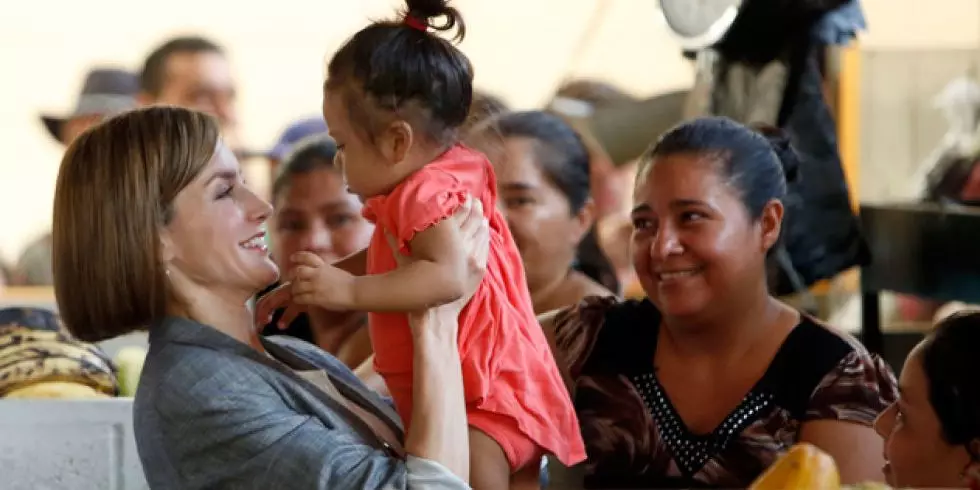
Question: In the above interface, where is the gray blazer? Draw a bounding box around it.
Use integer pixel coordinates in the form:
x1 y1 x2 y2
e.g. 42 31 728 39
134 316 466 490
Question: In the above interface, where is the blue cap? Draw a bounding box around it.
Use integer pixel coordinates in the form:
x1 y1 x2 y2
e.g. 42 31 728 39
267 117 328 161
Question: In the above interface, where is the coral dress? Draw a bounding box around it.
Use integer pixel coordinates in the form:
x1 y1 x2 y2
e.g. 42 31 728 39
362 144 586 469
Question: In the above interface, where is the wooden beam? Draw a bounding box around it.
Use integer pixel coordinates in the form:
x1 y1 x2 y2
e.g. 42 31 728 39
809 43 862 297
838 41 862 210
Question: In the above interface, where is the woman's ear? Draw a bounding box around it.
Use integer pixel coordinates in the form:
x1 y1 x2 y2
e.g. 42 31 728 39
159 229 176 266
759 199 784 253
381 120 414 166
570 199 597 247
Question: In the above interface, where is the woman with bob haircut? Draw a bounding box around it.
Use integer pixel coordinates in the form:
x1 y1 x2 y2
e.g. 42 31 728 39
52 105 489 489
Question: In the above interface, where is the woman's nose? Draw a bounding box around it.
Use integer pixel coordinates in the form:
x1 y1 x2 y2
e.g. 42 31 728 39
873 403 895 438
301 226 333 257
650 225 682 261
245 189 273 223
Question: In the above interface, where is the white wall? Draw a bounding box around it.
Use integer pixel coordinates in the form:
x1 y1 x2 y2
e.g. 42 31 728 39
0 0 693 261
861 0 980 50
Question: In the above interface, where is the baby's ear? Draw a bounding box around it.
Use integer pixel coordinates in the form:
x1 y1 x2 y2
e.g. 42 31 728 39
381 120 414 166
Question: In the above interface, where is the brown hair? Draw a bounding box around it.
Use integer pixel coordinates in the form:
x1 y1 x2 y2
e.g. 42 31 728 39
52 106 219 342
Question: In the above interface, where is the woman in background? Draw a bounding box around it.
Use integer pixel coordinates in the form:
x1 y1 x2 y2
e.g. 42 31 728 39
874 311 980 489
470 110 617 312
261 134 375 369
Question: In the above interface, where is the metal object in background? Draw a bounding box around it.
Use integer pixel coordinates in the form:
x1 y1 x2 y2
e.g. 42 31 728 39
860 203 980 354
554 90 690 167
658 0 742 50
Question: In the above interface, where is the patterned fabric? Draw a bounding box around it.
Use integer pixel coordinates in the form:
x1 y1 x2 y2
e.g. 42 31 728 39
0 307 66 333
551 296 898 489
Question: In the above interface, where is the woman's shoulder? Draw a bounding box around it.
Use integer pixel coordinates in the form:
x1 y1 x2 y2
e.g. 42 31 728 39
777 315 883 376
547 295 659 378
768 315 898 421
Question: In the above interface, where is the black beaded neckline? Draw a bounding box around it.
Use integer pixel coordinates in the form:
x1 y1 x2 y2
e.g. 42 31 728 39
630 372 776 477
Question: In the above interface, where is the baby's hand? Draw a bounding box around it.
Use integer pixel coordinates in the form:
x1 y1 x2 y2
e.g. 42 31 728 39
289 251 357 311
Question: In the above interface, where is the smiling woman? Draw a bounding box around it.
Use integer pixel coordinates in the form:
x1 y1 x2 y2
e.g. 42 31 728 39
49 105 486 489
543 117 896 489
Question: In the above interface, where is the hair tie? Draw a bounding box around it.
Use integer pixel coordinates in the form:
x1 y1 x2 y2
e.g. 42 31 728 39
403 14 427 32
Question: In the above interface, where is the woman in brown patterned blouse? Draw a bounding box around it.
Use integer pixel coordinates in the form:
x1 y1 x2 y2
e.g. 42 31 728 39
542 117 897 488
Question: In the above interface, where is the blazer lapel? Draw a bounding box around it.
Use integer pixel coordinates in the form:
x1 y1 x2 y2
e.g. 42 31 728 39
261 340 404 438
151 317 404 457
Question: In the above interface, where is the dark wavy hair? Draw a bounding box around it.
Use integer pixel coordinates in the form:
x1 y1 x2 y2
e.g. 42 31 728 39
920 311 980 457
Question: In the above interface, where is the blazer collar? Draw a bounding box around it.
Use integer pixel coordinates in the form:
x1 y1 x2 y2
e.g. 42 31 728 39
149 315 255 356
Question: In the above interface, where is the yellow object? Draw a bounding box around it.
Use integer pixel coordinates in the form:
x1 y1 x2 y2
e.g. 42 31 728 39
114 346 148 397
837 42 861 211
842 483 891 490
749 443 841 490
4 381 110 399
0 326 118 397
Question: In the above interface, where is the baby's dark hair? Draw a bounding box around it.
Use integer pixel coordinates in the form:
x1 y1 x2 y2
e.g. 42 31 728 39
325 0 473 146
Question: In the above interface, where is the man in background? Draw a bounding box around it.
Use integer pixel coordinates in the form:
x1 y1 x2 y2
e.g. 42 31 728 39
41 68 139 146
138 36 242 152
14 68 139 286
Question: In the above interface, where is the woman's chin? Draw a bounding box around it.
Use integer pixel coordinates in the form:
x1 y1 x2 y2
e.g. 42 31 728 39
651 291 709 318
251 260 280 290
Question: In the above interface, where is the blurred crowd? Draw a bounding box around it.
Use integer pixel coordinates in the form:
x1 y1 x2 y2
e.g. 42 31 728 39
0 34 639 300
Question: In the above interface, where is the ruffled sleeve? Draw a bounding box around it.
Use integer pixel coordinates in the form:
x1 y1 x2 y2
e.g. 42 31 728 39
804 349 899 426
364 167 467 256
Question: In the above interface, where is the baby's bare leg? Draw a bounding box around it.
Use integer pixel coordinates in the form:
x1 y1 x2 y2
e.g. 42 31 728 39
510 462 542 490
468 427 510 490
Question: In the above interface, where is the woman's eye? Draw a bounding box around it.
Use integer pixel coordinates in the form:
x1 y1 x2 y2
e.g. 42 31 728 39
681 211 705 222
327 214 356 228
632 218 653 230
505 196 534 208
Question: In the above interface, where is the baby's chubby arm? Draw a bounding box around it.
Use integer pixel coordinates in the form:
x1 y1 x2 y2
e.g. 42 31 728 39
253 249 367 326
257 202 478 317
268 219 467 313
334 248 368 276
350 219 467 312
